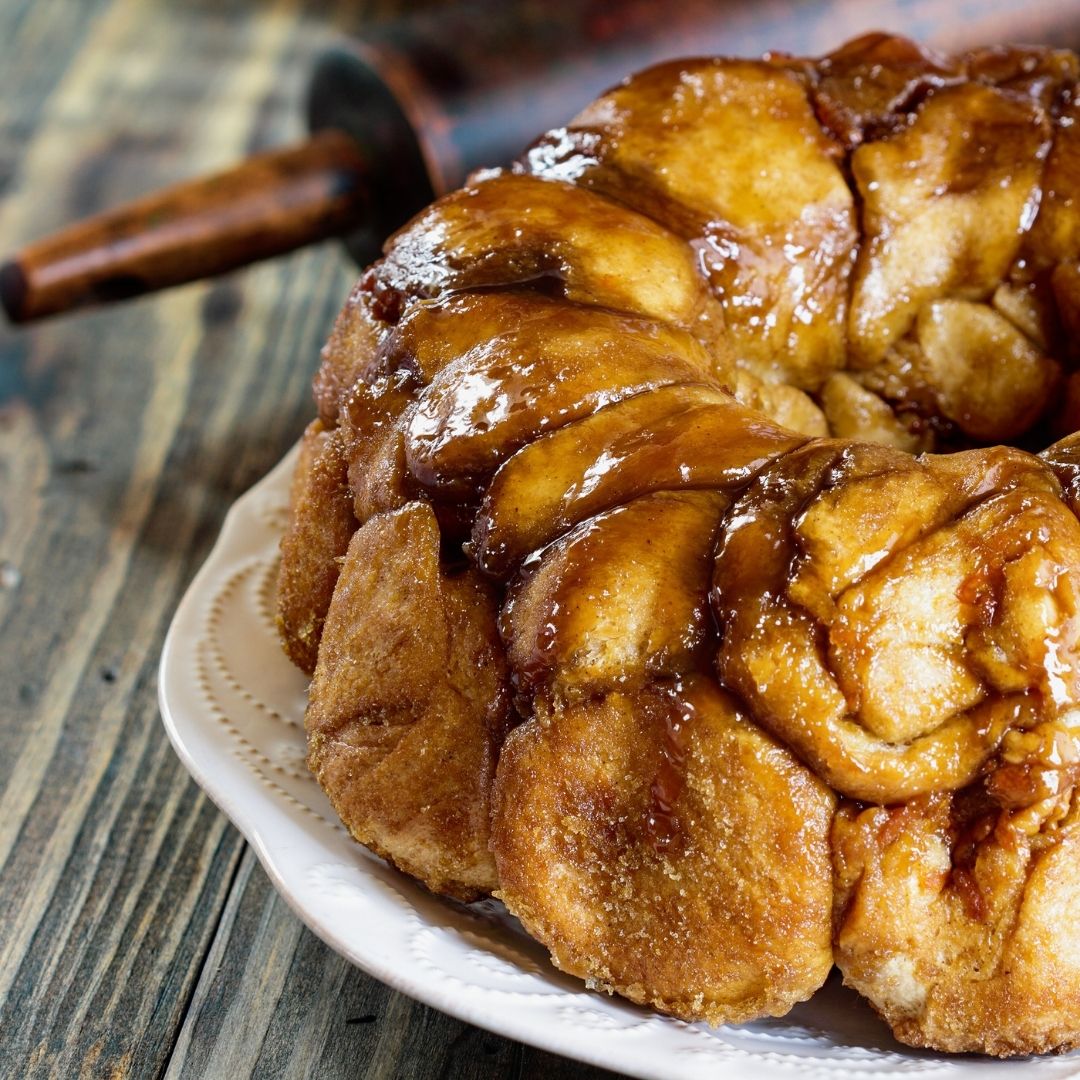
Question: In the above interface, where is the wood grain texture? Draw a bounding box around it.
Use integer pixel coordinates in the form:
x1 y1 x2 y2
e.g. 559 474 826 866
2 1 1080 1078
165 849 617 1080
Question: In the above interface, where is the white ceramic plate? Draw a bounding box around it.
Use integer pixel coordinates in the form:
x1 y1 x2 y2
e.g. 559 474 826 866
159 447 1080 1080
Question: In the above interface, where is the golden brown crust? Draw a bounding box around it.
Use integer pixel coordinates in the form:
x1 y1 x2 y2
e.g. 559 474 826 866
312 280 385 426
276 421 357 674
372 172 732 364
306 503 511 900
715 441 1080 803
492 677 836 1025
811 33 962 148
526 57 857 391
504 489 728 701
848 82 1050 369
833 775 1080 1056
277 34 1080 1053
472 385 804 579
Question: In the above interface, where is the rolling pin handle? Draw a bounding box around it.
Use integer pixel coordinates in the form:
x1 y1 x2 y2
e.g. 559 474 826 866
1 129 370 324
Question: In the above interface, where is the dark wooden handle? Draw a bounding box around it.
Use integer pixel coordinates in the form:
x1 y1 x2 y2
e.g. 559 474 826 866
0 129 369 323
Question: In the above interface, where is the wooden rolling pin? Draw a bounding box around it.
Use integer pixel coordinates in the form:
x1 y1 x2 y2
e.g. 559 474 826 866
0 133 370 323
4 0 1077 324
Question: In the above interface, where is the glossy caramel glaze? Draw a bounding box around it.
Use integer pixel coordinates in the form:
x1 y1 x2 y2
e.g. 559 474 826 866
277 34 1080 1053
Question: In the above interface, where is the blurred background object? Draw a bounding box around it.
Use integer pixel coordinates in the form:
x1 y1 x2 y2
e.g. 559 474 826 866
2 2 1080 1078
4 0 1080 324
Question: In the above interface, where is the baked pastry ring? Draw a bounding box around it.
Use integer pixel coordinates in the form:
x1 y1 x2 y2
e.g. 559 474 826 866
278 33 1080 1054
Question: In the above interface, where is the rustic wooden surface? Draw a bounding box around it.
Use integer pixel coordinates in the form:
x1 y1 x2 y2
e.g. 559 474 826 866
2 2 1079 1078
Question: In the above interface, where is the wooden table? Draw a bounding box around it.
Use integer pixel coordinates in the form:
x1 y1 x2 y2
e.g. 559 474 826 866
2 2 1078 1077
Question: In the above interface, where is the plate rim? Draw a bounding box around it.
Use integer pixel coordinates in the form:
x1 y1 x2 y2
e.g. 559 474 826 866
158 444 1080 1080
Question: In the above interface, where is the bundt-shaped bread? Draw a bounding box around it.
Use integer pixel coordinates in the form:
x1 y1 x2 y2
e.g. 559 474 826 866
277 33 1080 1054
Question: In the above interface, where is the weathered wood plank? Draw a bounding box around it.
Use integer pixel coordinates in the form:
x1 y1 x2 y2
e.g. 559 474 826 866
5 1 1080 1078
0 1 357 1076
0 0 114 198
165 849 619 1080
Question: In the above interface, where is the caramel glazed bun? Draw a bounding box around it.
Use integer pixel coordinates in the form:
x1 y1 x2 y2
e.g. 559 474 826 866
276 33 1080 1055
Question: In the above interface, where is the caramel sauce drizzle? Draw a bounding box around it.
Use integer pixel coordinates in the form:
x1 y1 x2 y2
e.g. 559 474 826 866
644 683 695 853
947 719 1080 921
